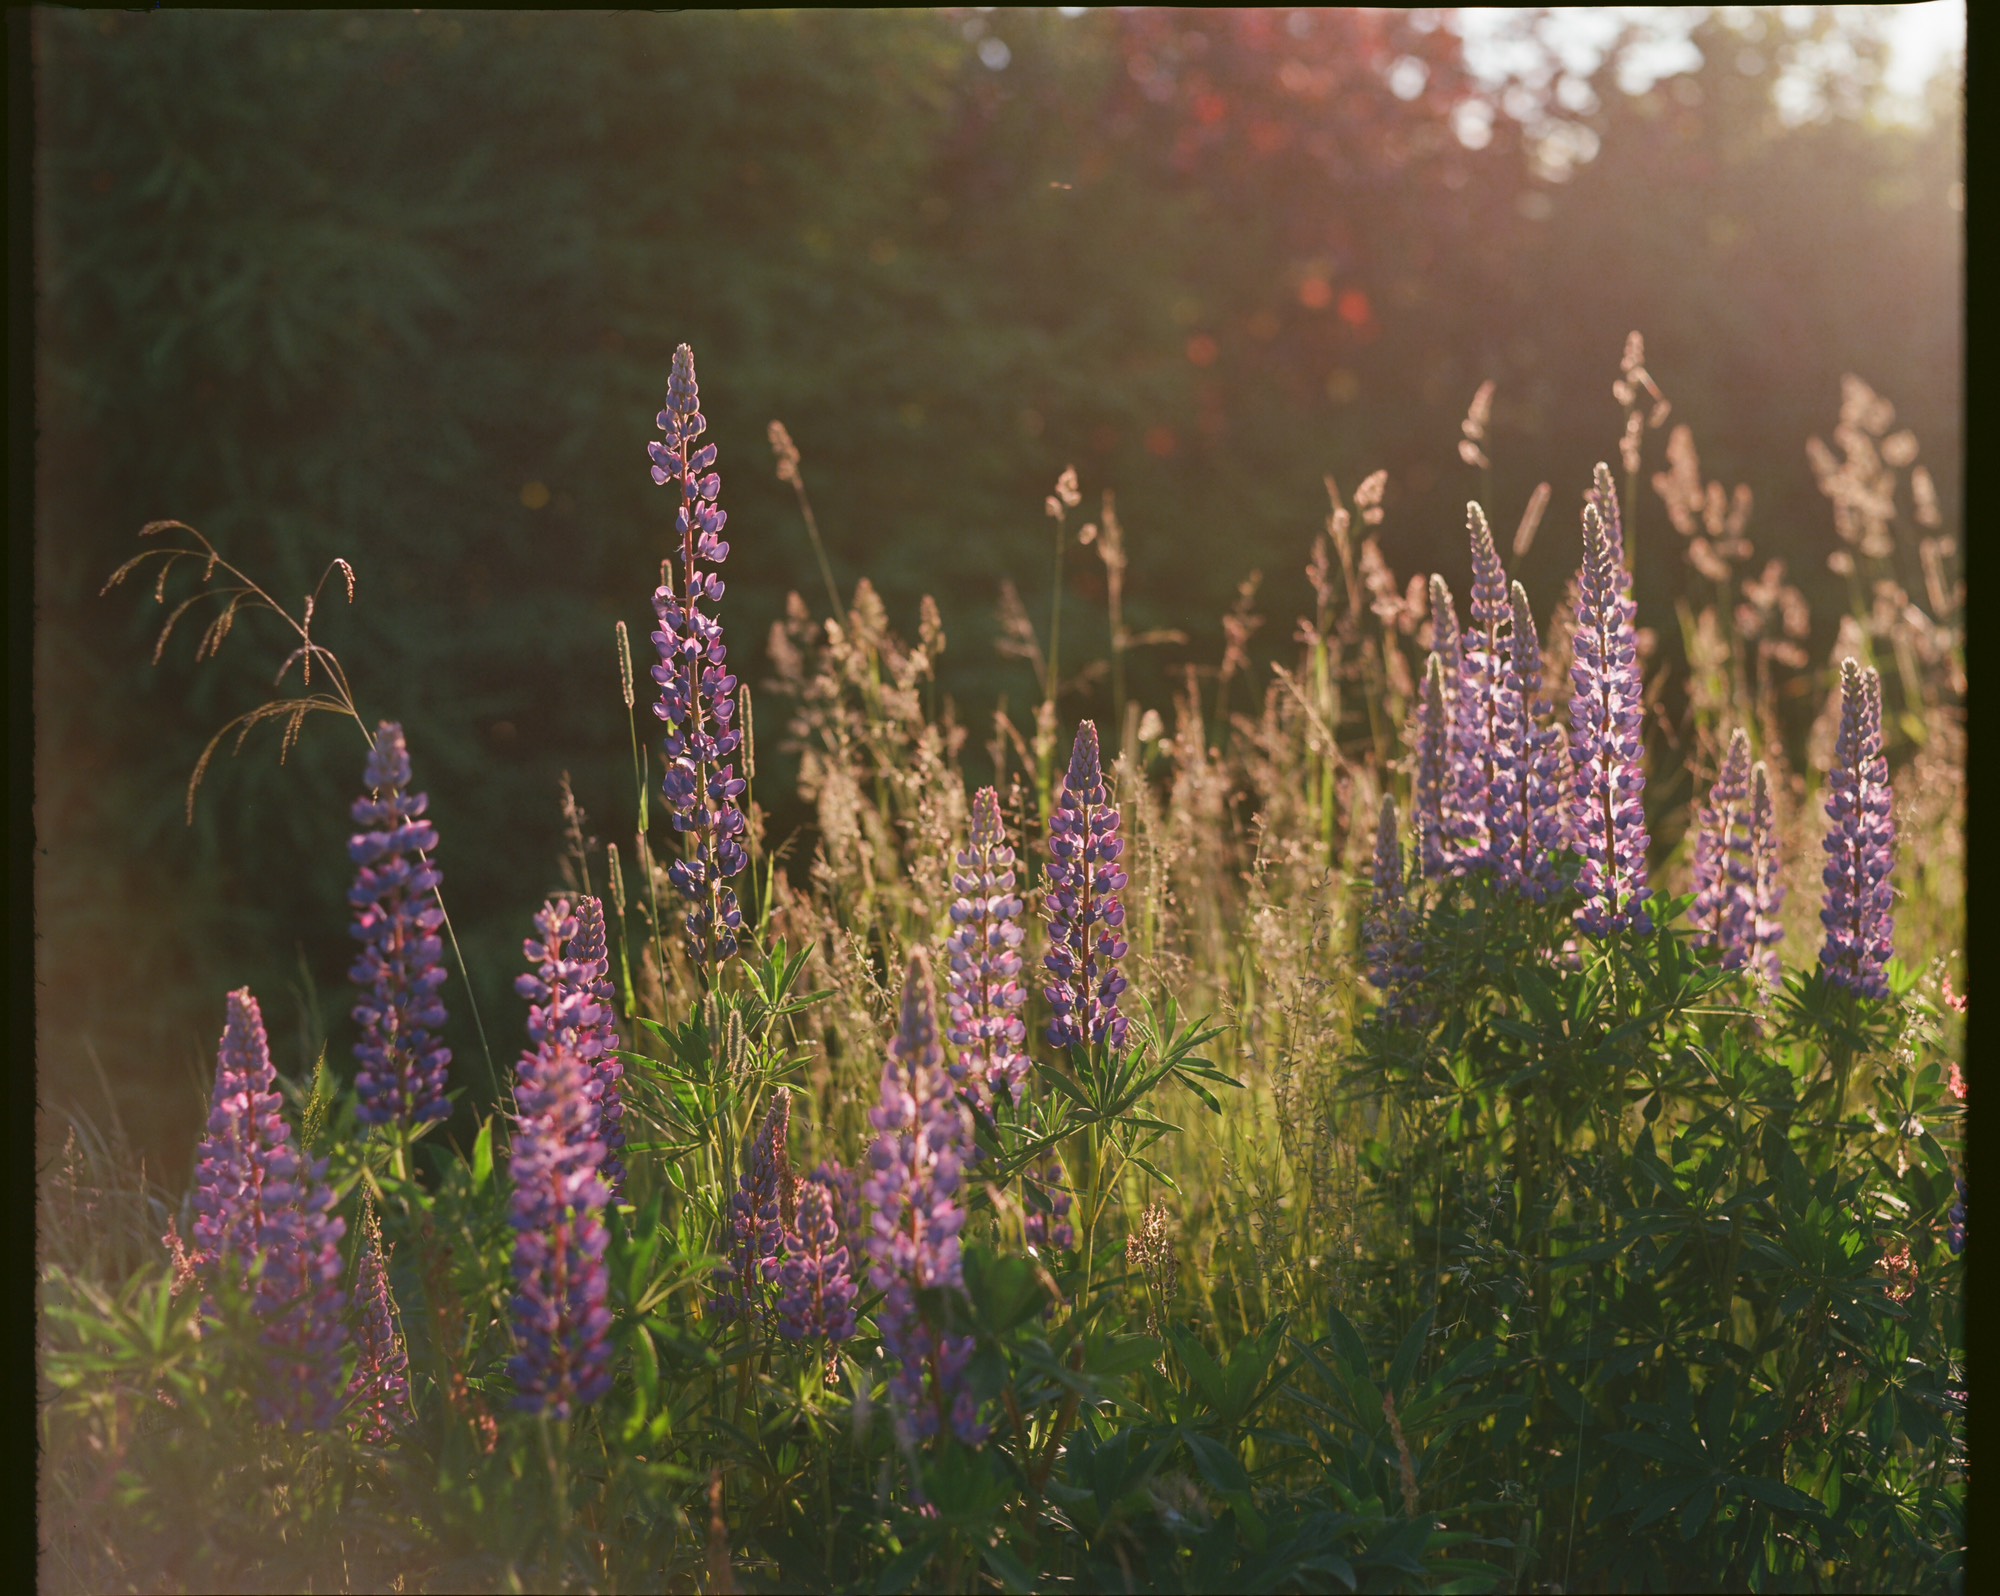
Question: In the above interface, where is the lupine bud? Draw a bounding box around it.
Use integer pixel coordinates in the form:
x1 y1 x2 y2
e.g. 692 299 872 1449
1947 1176 1966 1256
1490 582 1569 901
1043 723 1130 1054
348 723 452 1126
1460 505 1512 864
649 344 748 968
863 951 987 1450
189 989 348 1430
1818 659 1896 998
347 1209 412 1445
1414 654 1454 880
946 787 1029 1110
777 1179 857 1344
1568 496 1652 936
507 1041 614 1418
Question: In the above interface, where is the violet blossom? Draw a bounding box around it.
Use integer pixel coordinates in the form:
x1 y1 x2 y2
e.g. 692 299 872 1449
1818 658 1896 998
346 1209 412 1445
946 786 1029 1110
187 988 348 1431
1490 582 1569 902
863 949 987 1450
518 896 625 1198
1691 729 1753 960
715 1087 794 1324
1043 722 1130 1054
1568 497 1652 936
507 1040 614 1418
348 722 452 1126
648 344 748 968
777 1178 858 1345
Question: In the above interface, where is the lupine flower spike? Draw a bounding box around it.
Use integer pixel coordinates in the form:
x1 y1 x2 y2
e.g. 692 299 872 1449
1425 574 1482 871
1818 658 1896 998
716 1087 794 1323
1414 654 1454 881
347 1207 412 1444
649 344 749 968
1460 505 1512 864
1490 582 1568 901
1691 730 1753 959
946 786 1029 1110
863 950 987 1450
188 989 348 1430
518 896 625 1198
348 722 452 1127
777 1178 858 1345
1568 497 1652 936
1044 722 1130 1054
508 1039 614 1418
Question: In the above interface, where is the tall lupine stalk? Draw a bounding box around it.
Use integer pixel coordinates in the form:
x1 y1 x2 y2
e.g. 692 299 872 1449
648 343 748 971
1568 498 1653 936
507 1040 614 1419
715 1087 793 1324
1818 659 1896 999
1461 505 1512 865
945 786 1029 1110
1363 795 1426 1025
1490 582 1569 902
186 989 348 1431
1044 722 1130 1055
518 896 625 1199
348 722 452 1127
1743 762 1785 993
347 1207 412 1445
864 950 987 1452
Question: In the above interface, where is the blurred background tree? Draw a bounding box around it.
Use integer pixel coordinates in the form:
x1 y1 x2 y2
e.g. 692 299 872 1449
32 7 1959 1182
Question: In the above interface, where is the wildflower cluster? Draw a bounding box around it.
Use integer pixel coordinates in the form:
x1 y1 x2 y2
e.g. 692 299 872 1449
348 722 452 1126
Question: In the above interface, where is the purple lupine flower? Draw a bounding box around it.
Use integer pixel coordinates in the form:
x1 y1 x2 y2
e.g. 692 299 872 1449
811 1158 865 1266
347 1210 412 1445
1044 722 1130 1055
1691 729 1753 960
1947 1176 1965 1256
1744 761 1785 992
507 1040 614 1418
715 1087 794 1324
1568 498 1652 936
1490 582 1569 902
1021 1159 1074 1254
1586 461 1629 579
946 786 1030 1110
863 950 987 1450
1363 795 1426 1025
188 989 349 1431
777 1178 858 1344
1818 659 1896 998
1459 507 1512 866
348 722 452 1127
648 345 748 969
517 897 626 1199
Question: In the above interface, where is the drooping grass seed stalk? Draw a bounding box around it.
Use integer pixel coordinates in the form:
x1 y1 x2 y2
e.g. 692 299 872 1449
102 523 502 1102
